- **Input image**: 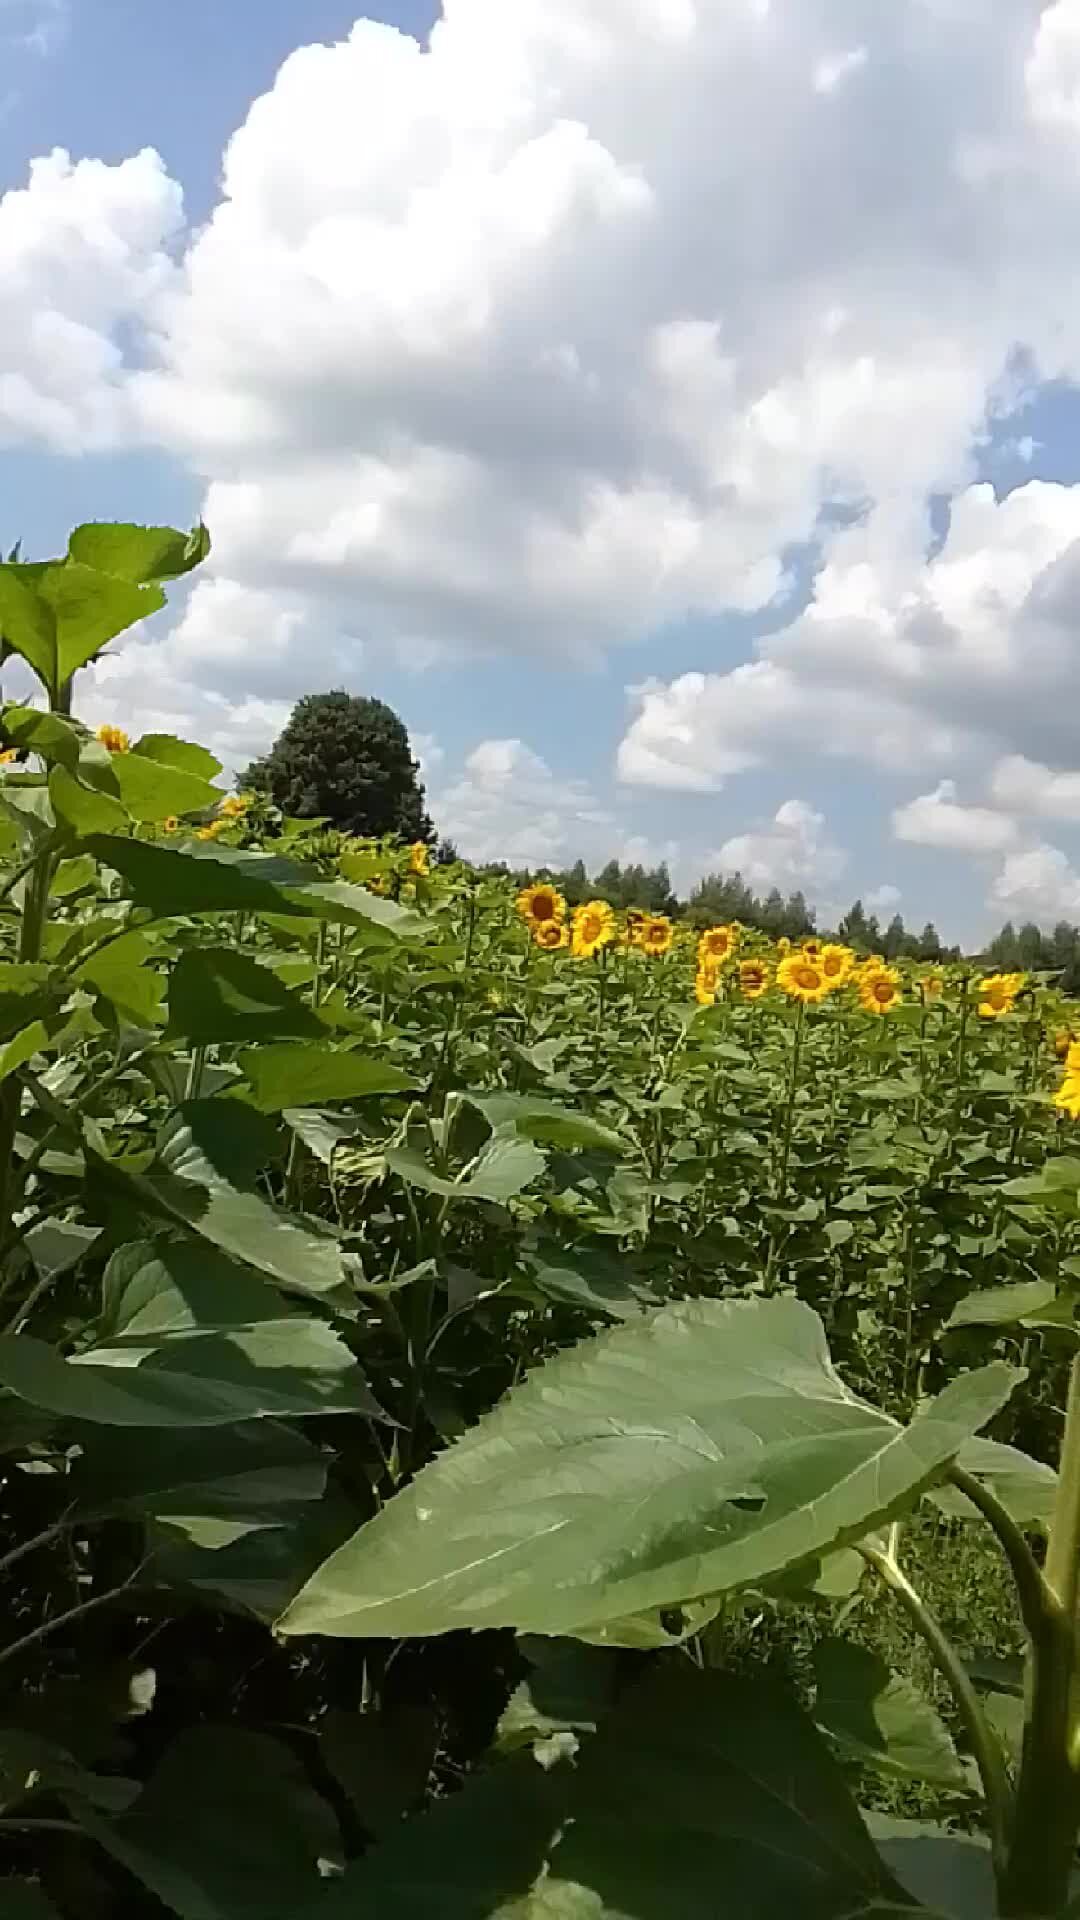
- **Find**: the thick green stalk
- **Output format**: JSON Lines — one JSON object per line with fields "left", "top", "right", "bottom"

{"left": 763, "top": 999, "right": 805, "bottom": 1292}
{"left": 0, "top": 836, "right": 56, "bottom": 1253}
{"left": 860, "top": 1539, "right": 1012, "bottom": 1875}
{"left": 998, "top": 1350, "right": 1080, "bottom": 1917}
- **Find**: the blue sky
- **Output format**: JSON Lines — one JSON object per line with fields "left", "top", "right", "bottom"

{"left": 5, "top": 0, "right": 1080, "bottom": 943}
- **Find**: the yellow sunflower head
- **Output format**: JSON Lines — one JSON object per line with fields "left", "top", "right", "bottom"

{"left": 534, "top": 920, "right": 568, "bottom": 951}
{"left": 819, "top": 944, "right": 855, "bottom": 989}
{"left": 0, "top": 748, "right": 17, "bottom": 767}
{"left": 1054, "top": 1074, "right": 1080, "bottom": 1119}
{"left": 1053, "top": 1027, "right": 1075, "bottom": 1060}
{"left": 195, "top": 818, "right": 226, "bottom": 842}
{"left": 801, "top": 939, "right": 822, "bottom": 960}
{"left": 96, "top": 723, "right": 130, "bottom": 755}
{"left": 859, "top": 966, "right": 902, "bottom": 1015}
{"left": 694, "top": 963, "right": 719, "bottom": 1006}
{"left": 920, "top": 970, "right": 945, "bottom": 1001}
{"left": 571, "top": 898, "right": 617, "bottom": 958}
{"left": 367, "top": 873, "right": 390, "bottom": 896}
{"left": 776, "top": 936, "right": 792, "bottom": 955}
{"left": 976, "top": 972, "right": 1025, "bottom": 1019}
{"left": 516, "top": 882, "right": 566, "bottom": 929}
{"left": 739, "top": 958, "right": 770, "bottom": 1000}
{"left": 698, "top": 924, "right": 737, "bottom": 966}
{"left": 218, "top": 792, "right": 250, "bottom": 819}
{"left": 639, "top": 914, "right": 674, "bottom": 957}
{"left": 1065, "top": 1040, "right": 1080, "bottom": 1079}
{"left": 409, "top": 840, "right": 430, "bottom": 875}
{"left": 776, "top": 954, "right": 830, "bottom": 1005}
{"left": 162, "top": 815, "right": 179, "bottom": 834}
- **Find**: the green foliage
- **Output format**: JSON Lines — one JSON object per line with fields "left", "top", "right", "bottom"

{"left": 2, "top": 516, "right": 1080, "bottom": 1919}
{"left": 243, "top": 689, "right": 433, "bottom": 842}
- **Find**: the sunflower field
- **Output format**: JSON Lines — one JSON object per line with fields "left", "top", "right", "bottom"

{"left": 4, "top": 525, "right": 1080, "bottom": 1918}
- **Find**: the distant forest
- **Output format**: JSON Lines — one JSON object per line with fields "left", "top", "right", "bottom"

{"left": 458, "top": 848, "right": 1080, "bottom": 987}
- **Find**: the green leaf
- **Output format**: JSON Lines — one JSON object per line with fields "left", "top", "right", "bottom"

{"left": 3, "top": 1884, "right": 61, "bottom": 1920}
{"left": 947, "top": 1280, "right": 1059, "bottom": 1329}
{"left": 73, "top": 1725, "right": 339, "bottom": 1920}
{"left": 85, "top": 835, "right": 423, "bottom": 935}
{"left": 42, "top": 560, "right": 164, "bottom": 683}
{"left": 0, "top": 1318, "right": 383, "bottom": 1426}
{"left": 97, "top": 1238, "right": 289, "bottom": 1342}
{"left": 0, "top": 1018, "right": 49, "bottom": 1082}
{"left": 3, "top": 706, "right": 81, "bottom": 768}
{"left": 384, "top": 1137, "right": 546, "bottom": 1205}
{"left": 67, "top": 521, "right": 210, "bottom": 584}
{"left": 0, "top": 961, "right": 62, "bottom": 1043}
{"left": 74, "top": 1418, "right": 327, "bottom": 1534}
{"left": 133, "top": 732, "right": 222, "bottom": 780}
{"left": 23, "top": 1218, "right": 101, "bottom": 1283}
{"left": 110, "top": 752, "right": 220, "bottom": 823}
{"left": 87, "top": 1146, "right": 350, "bottom": 1304}
{"left": 865, "top": 1814, "right": 995, "bottom": 1920}
{"left": 523, "top": 1258, "right": 654, "bottom": 1322}
{"left": 167, "top": 948, "right": 326, "bottom": 1044}
{"left": 49, "top": 763, "right": 128, "bottom": 834}
{"left": 934, "top": 1436, "right": 1057, "bottom": 1529}
{"left": 339, "top": 1670, "right": 899, "bottom": 1919}
{"left": 239, "top": 1043, "right": 415, "bottom": 1110}
{"left": 320, "top": 1706, "right": 438, "bottom": 1836}
{"left": 151, "top": 1487, "right": 357, "bottom": 1620}
{"left": 0, "top": 565, "right": 57, "bottom": 688}
{"left": 812, "top": 1637, "right": 968, "bottom": 1790}
{"left": 78, "top": 931, "right": 166, "bottom": 1026}
{"left": 495, "top": 1639, "right": 618, "bottom": 1754}
{"left": 464, "top": 1091, "right": 629, "bottom": 1155}
{"left": 279, "top": 1297, "right": 1019, "bottom": 1640}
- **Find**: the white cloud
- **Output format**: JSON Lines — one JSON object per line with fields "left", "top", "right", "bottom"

{"left": 892, "top": 778, "right": 1019, "bottom": 852}
{"left": 812, "top": 47, "right": 868, "bottom": 95}
{"left": 432, "top": 738, "right": 614, "bottom": 867}
{"left": 0, "top": 147, "right": 181, "bottom": 450}
{"left": 1, "top": 0, "right": 68, "bottom": 59}
{"left": 866, "top": 883, "right": 902, "bottom": 914}
{"left": 990, "top": 753, "right": 1080, "bottom": 822}
{"left": 711, "top": 798, "right": 847, "bottom": 893}
{"left": 989, "top": 842, "right": 1080, "bottom": 924}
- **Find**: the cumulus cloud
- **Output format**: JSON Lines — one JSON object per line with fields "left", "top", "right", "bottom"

{"left": 892, "top": 779, "right": 1019, "bottom": 853}
{"left": 711, "top": 798, "right": 847, "bottom": 893}
{"left": 989, "top": 842, "right": 1080, "bottom": 923}
{"left": 0, "top": 147, "right": 181, "bottom": 450}
{"left": 865, "top": 883, "right": 902, "bottom": 914}
{"left": 990, "top": 753, "right": 1080, "bottom": 822}
{"left": 431, "top": 738, "right": 614, "bottom": 867}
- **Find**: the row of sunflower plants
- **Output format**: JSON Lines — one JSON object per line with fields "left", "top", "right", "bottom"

{"left": 1, "top": 522, "right": 1080, "bottom": 1915}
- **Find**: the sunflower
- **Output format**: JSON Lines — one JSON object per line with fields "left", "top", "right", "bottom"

{"left": 196, "top": 819, "right": 226, "bottom": 842}
{"left": 739, "top": 957, "right": 770, "bottom": 1000}
{"left": 218, "top": 792, "right": 250, "bottom": 820}
{"left": 776, "top": 937, "right": 792, "bottom": 955}
{"left": 698, "top": 924, "right": 737, "bottom": 966}
{"left": 776, "top": 954, "right": 830, "bottom": 1005}
{"left": 0, "top": 749, "right": 17, "bottom": 767}
{"left": 859, "top": 966, "right": 902, "bottom": 1015}
{"left": 534, "top": 920, "right": 568, "bottom": 951}
{"left": 1054, "top": 1069, "right": 1080, "bottom": 1118}
{"left": 920, "top": 970, "right": 945, "bottom": 1001}
{"left": 162, "top": 815, "right": 179, "bottom": 834}
{"left": 367, "top": 874, "right": 390, "bottom": 897}
{"left": 639, "top": 914, "right": 674, "bottom": 957}
{"left": 516, "top": 882, "right": 566, "bottom": 930}
{"left": 623, "top": 907, "right": 646, "bottom": 947}
{"left": 571, "top": 899, "right": 617, "bottom": 958}
{"left": 802, "top": 939, "right": 822, "bottom": 961}
{"left": 409, "top": 840, "right": 430, "bottom": 875}
{"left": 1054, "top": 1027, "right": 1077, "bottom": 1061}
{"left": 694, "top": 963, "right": 719, "bottom": 1006}
{"left": 976, "top": 972, "right": 1025, "bottom": 1019}
{"left": 819, "top": 944, "right": 855, "bottom": 990}
{"left": 96, "top": 723, "right": 130, "bottom": 755}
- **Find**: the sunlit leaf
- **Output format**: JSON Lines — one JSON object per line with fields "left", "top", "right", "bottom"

{"left": 812, "top": 1638, "right": 968, "bottom": 1791}
{"left": 67, "top": 521, "right": 210, "bottom": 584}
{"left": 280, "top": 1297, "right": 1019, "bottom": 1640}
{"left": 239, "top": 1043, "right": 415, "bottom": 1110}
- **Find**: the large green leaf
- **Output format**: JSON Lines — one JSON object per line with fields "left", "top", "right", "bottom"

{"left": 239, "top": 1043, "right": 414, "bottom": 1110}
{"left": 320, "top": 1706, "right": 438, "bottom": 1837}
{"left": 812, "top": 1638, "right": 968, "bottom": 1791}
{"left": 86, "top": 1146, "right": 350, "bottom": 1304}
{"left": 73, "top": 1726, "right": 339, "bottom": 1920}
{"left": 110, "top": 752, "right": 220, "bottom": 823}
{"left": 133, "top": 732, "right": 222, "bottom": 780}
{"left": 49, "top": 763, "right": 128, "bottom": 834}
{"left": 67, "top": 521, "right": 210, "bottom": 584}
{"left": 73, "top": 1419, "right": 327, "bottom": 1536}
{"left": 334, "top": 1669, "right": 899, "bottom": 1919}
{"left": 159, "top": 1102, "right": 282, "bottom": 1191}
{"left": 279, "top": 1297, "right": 1019, "bottom": 1640}
{"left": 167, "top": 948, "right": 326, "bottom": 1044}
{"left": 78, "top": 930, "right": 166, "bottom": 1026}
{"left": 85, "top": 835, "right": 423, "bottom": 934}
{"left": 0, "top": 560, "right": 164, "bottom": 694}
{"left": 0, "top": 1319, "right": 382, "bottom": 1426}
{"left": 96, "top": 1238, "right": 290, "bottom": 1342}
{"left": 2, "top": 705, "right": 81, "bottom": 768}
{"left": 463, "top": 1091, "right": 630, "bottom": 1155}
{"left": 934, "top": 1436, "right": 1057, "bottom": 1529}
{"left": 865, "top": 1815, "right": 995, "bottom": 1920}
{"left": 384, "top": 1138, "right": 546, "bottom": 1205}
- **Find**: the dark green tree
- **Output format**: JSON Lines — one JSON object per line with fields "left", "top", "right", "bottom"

{"left": 244, "top": 691, "right": 433, "bottom": 842}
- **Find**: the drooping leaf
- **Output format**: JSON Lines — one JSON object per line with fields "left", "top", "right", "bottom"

{"left": 159, "top": 1102, "right": 282, "bottom": 1190}
{"left": 73, "top": 1418, "right": 327, "bottom": 1533}
{"left": 167, "top": 948, "right": 326, "bottom": 1044}
{"left": 132, "top": 732, "right": 222, "bottom": 780}
{"left": 23, "top": 1218, "right": 101, "bottom": 1283}
{"left": 239, "top": 1043, "right": 414, "bottom": 1111}
{"left": 495, "top": 1639, "right": 619, "bottom": 1754}
{"left": 946, "top": 1280, "right": 1059, "bottom": 1329}
{"left": 67, "top": 521, "right": 210, "bottom": 584}
{"left": 463, "top": 1091, "right": 630, "bottom": 1155}
{"left": 96, "top": 1238, "right": 289, "bottom": 1343}
{"left": 85, "top": 835, "right": 423, "bottom": 935}
{"left": 2, "top": 706, "right": 81, "bottom": 768}
{"left": 110, "top": 752, "right": 220, "bottom": 823}
{"left": 0, "top": 1318, "right": 382, "bottom": 1426}
{"left": 812, "top": 1638, "right": 968, "bottom": 1791}
{"left": 864, "top": 1814, "right": 995, "bottom": 1920}
{"left": 73, "top": 1725, "right": 340, "bottom": 1920}
{"left": 933, "top": 1435, "right": 1057, "bottom": 1529}
{"left": 49, "top": 764, "right": 128, "bottom": 834}
{"left": 384, "top": 1137, "right": 546, "bottom": 1206}
{"left": 279, "top": 1297, "right": 1019, "bottom": 1640}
